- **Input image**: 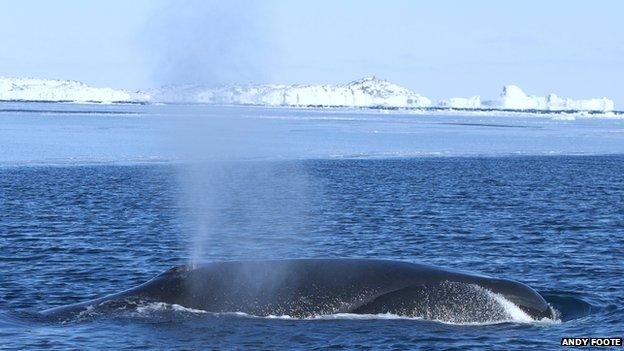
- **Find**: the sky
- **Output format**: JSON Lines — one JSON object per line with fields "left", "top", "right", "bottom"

{"left": 1, "top": 0, "right": 622, "bottom": 105}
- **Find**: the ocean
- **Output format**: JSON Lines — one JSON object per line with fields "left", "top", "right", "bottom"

{"left": 0, "top": 103, "right": 623, "bottom": 350}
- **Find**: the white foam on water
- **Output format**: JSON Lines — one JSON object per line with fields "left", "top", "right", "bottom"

{"left": 484, "top": 291, "right": 560, "bottom": 326}
{"left": 128, "top": 299, "right": 560, "bottom": 326}
{"left": 135, "top": 302, "right": 208, "bottom": 314}
{"left": 488, "top": 292, "right": 534, "bottom": 323}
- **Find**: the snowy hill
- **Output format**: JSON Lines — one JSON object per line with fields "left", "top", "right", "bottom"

{"left": 148, "top": 77, "right": 432, "bottom": 108}
{"left": 0, "top": 77, "right": 147, "bottom": 103}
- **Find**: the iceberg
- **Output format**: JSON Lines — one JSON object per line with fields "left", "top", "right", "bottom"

{"left": 482, "top": 85, "right": 614, "bottom": 112}
{"left": 149, "top": 80, "right": 615, "bottom": 112}
{"left": 148, "top": 77, "right": 432, "bottom": 108}
{"left": 0, "top": 77, "right": 147, "bottom": 103}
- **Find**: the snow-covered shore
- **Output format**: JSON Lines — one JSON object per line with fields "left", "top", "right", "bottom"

{"left": 0, "top": 76, "right": 616, "bottom": 113}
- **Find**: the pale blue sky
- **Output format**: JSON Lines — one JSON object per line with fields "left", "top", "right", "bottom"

{"left": 1, "top": 0, "right": 622, "bottom": 104}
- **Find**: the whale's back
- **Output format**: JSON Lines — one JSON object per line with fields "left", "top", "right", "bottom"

{"left": 41, "top": 259, "right": 553, "bottom": 321}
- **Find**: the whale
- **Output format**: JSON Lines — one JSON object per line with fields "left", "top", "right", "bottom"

{"left": 41, "top": 259, "right": 554, "bottom": 322}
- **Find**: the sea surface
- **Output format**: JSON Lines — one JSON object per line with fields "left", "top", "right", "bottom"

{"left": 0, "top": 103, "right": 623, "bottom": 350}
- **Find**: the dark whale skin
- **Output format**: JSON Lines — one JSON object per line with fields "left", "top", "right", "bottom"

{"left": 41, "top": 259, "right": 554, "bottom": 321}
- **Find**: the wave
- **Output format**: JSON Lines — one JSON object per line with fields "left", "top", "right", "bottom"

{"left": 541, "top": 292, "right": 595, "bottom": 322}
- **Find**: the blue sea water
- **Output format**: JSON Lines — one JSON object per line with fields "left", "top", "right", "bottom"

{"left": 0, "top": 104, "right": 623, "bottom": 350}
{"left": 1, "top": 157, "right": 623, "bottom": 350}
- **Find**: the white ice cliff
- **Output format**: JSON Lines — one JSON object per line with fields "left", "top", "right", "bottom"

{"left": 0, "top": 76, "right": 616, "bottom": 112}
{"left": 148, "top": 77, "right": 432, "bottom": 108}
{"left": 483, "top": 85, "right": 614, "bottom": 111}
{"left": 437, "top": 96, "right": 481, "bottom": 109}
{"left": 0, "top": 77, "right": 146, "bottom": 103}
